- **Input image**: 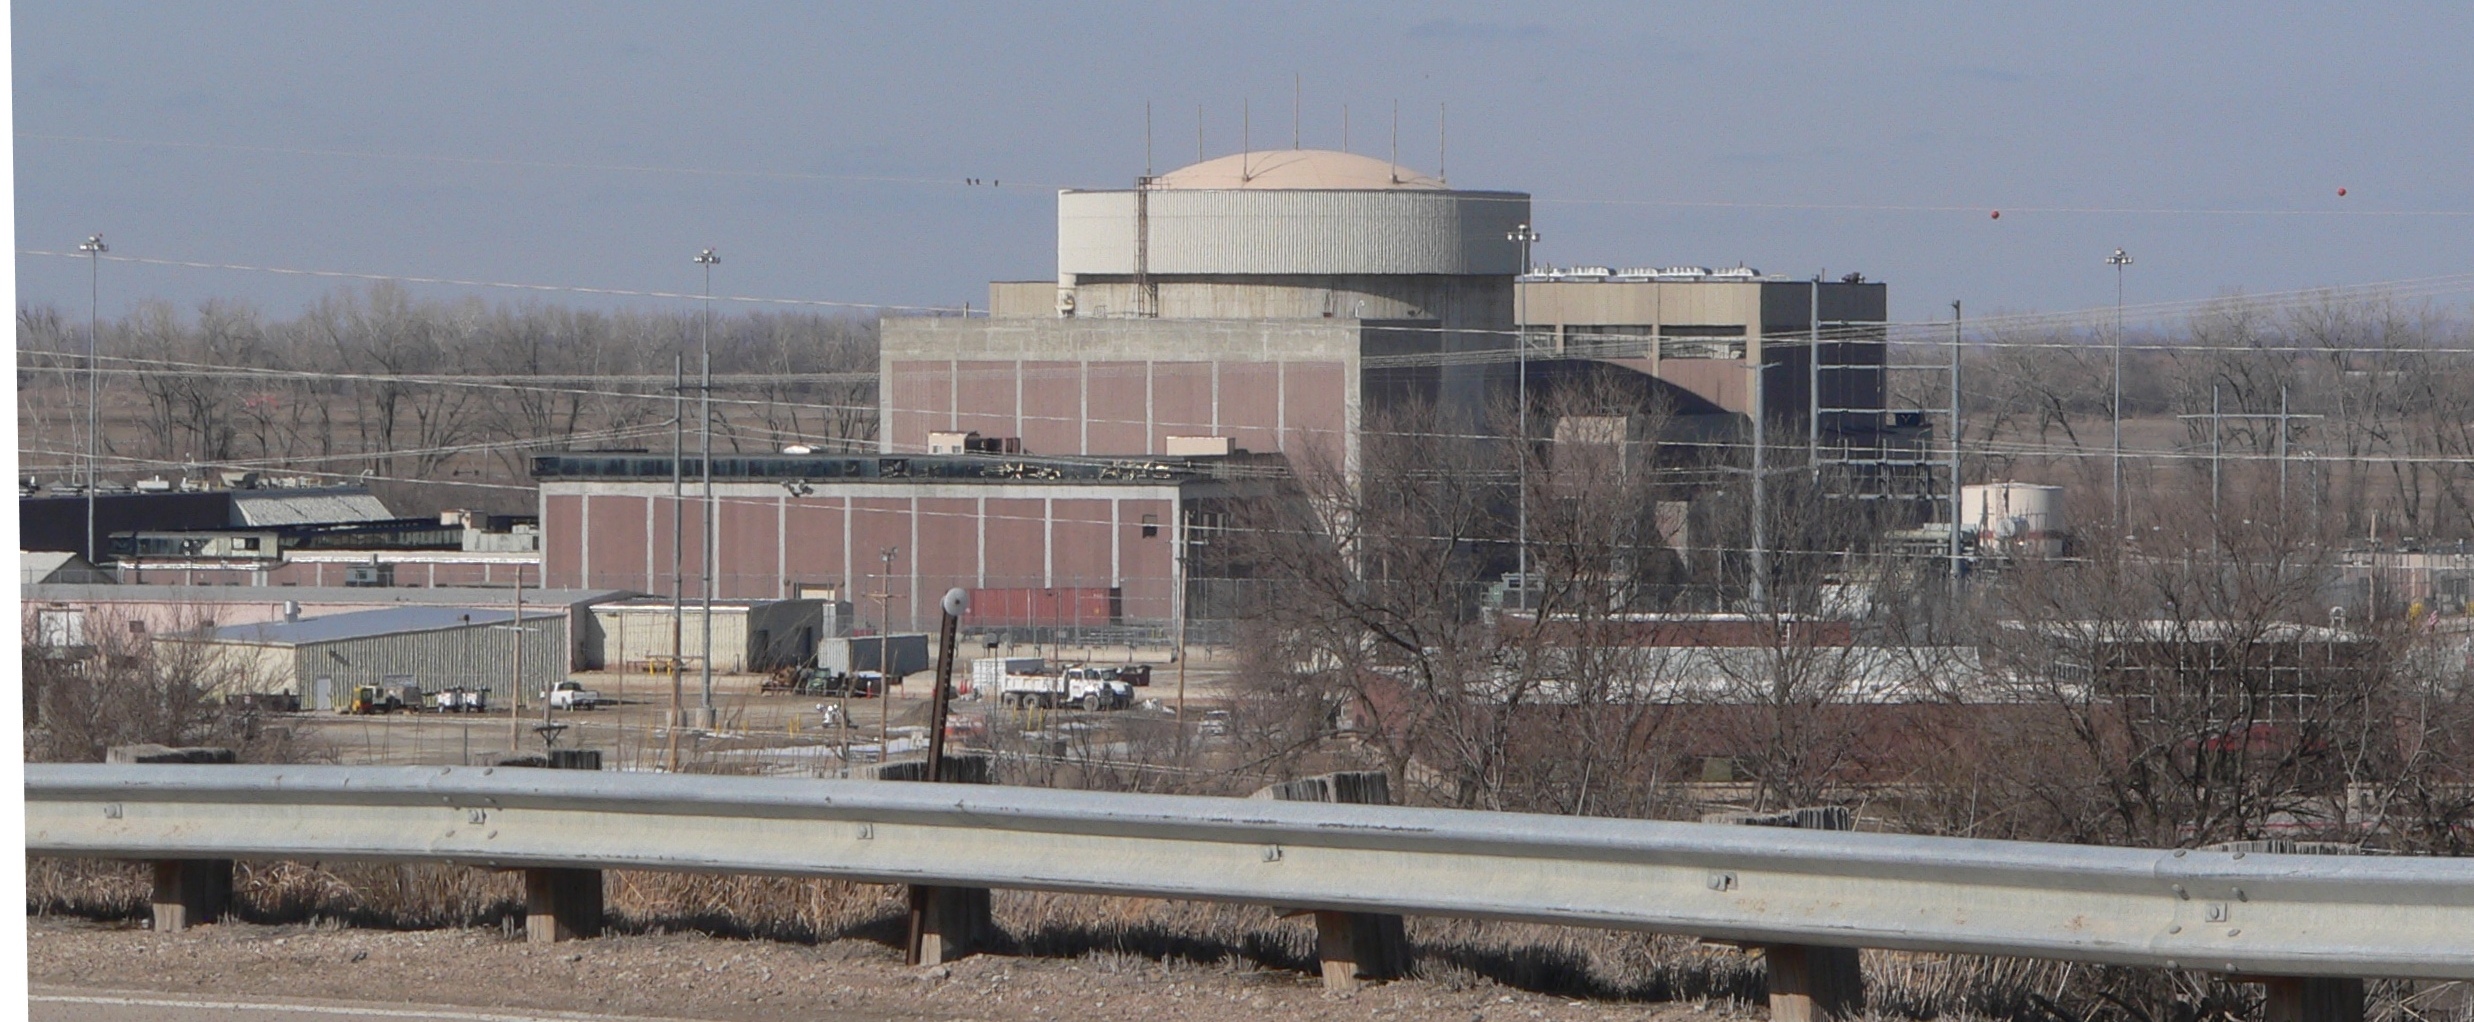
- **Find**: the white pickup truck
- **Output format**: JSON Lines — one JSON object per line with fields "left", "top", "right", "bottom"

{"left": 991, "top": 663, "right": 1134, "bottom": 711}
{"left": 544, "top": 680, "right": 602, "bottom": 710}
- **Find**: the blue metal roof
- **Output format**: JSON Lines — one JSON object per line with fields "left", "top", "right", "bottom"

{"left": 205, "top": 606, "right": 563, "bottom": 646}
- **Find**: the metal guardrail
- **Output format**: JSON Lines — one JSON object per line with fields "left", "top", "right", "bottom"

{"left": 25, "top": 764, "right": 2474, "bottom": 979}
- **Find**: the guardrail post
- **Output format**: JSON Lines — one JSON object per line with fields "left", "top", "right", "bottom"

{"left": 2205, "top": 841, "right": 2368, "bottom": 1022}
{"left": 113, "top": 746, "right": 239, "bottom": 932}
{"left": 875, "top": 752, "right": 994, "bottom": 966}
{"left": 1710, "top": 806, "right": 1864, "bottom": 1022}
{"left": 150, "top": 859, "right": 232, "bottom": 932}
{"left": 2261, "top": 977, "right": 2365, "bottom": 1022}
{"left": 1258, "top": 771, "right": 1411, "bottom": 990}
{"left": 517, "top": 751, "right": 604, "bottom": 941}
{"left": 523, "top": 867, "right": 604, "bottom": 942}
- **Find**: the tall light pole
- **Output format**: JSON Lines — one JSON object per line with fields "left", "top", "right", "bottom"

{"left": 695, "top": 247, "right": 720, "bottom": 727}
{"left": 2107, "top": 247, "right": 2133, "bottom": 530}
{"left": 878, "top": 544, "right": 898, "bottom": 760}
{"left": 668, "top": 354, "right": 685, "bottom": 768}
{"left": 79, "top": 234, "right": 107, "bottom": 564}
{"left": 1506, "top": 222, "right": 1541, "bottom": 601}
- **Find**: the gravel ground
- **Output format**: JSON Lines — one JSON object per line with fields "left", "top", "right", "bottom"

{"left": 27, "top": 916, "right": 1756, "bottom": 1022}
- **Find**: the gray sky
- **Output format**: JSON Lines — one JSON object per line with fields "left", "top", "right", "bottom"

{"left": 16, "top": 2, "right": 2474, "bottom": 326}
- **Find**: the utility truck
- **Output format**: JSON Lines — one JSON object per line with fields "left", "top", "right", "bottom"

{"left": 980, "top": 658, "right": 1134, "bottom": 711}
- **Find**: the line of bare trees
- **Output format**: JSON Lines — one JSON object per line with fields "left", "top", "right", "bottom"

{"left": 1951, "top": 293, "right": 2474, "bottom": 541}
{"left": 16, "top": 282, "right": 880, "bottom": 515}
{"left": 1207, "top": 295, "right": 2474, "bottom": 860}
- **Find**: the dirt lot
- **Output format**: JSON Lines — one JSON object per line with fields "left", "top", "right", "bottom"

{"left": 27, "top": 916, "right": 1750, "bottom": 1022}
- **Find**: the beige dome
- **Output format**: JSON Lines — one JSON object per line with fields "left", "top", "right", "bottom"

{"left": 1151, "top": 149, "right": 1444, "bottom": 190}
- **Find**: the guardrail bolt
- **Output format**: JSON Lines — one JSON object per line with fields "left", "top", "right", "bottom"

{"left": 2262, "top": 977, "right": 2364, "bottom": 1022}
{"left": 150, "top": 859, "right": 233, "bottom": 932}
{"left": 522, "top": 867, "right": 604, "bottom": 942}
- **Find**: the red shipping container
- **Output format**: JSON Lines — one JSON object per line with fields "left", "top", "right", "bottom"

{"left": 965, "top": 587, "right": 1122, "bottom": 628}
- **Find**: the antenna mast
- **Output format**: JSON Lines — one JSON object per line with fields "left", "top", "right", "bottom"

{"left": 1439, "top": 102, "right": 1447, "bottom": 184}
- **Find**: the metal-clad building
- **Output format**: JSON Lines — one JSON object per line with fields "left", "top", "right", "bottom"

{"left": 585, "top": 598, "right": 828, "bottom": 673}
{"left": 160, "top": 606, "right": 568, "bottom": 710}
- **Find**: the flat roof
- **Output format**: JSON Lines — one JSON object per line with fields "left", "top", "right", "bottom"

{"left": 25, "top": 584, "right": 634, "bottom": 606}
{"left": 192, "top": 606, "right": 567, "bottom": 646}
{"left": 530, "top": 451, "right": 1269, "bottom": 484}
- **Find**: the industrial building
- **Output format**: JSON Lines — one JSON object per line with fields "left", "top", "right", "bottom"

{"left": 1512, "top": 267, "right": 1888, "bottom": 446}
{"left": 20, "top": 584, "right": 630, "bottom": 669}
{"left": 884, "top": 148, "right": 1530, "bottom": 474}
{"left": 584, "top": 597, "right": 835, "bottom": 673}
{"left": 157, "top": 605, "right": 570, "bottom": 710}
{"left": 532, "top": 451, "right": 1269, "bottom": 631}
{"left": 531, "top": 149, "right": 1899, "bottom": 633}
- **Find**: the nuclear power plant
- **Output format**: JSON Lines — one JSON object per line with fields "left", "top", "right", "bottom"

{"left": 535, "top": 147, "right": 1896, "bottom": 631}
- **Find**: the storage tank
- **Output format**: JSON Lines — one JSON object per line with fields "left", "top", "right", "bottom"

{"left": 1963, "top": 482, "right": 2067, "bottom": 556}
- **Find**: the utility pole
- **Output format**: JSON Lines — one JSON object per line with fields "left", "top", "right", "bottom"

{"left": 695, "top": 248, "right": 720, "bottom": 729}
{"left": 1749, "top": 341, "right": 1767, "bottom": 613}
{"left": 2107, "top": 248, "right": 2133, "bottom": 530}
{"left": 1949, "top": 301, "right": 1964, "bottom": 605}
{"left": 1506, "top": 223, "right": 1541, "bottom": 601}
{"left": 879, "top": 545, "right": 898, "bottom": 762}
{"left": 1173, "top": 549, "right": 1190, "bottom": 756}
{"left": 2278, "top": 385, "right": 2290, "bottom": 515}
{"left": 2211, "top": 384, "right": 2222, "bottom": 517}
{"left": 668, "top": 355, "right": 685, "bottom": 769}
{"left": 79, "top": 234, "right": 107, "bottom": 565}
{"left": 507, "top": 568, "right": 525, "bottom": 749}
{"left": 1808, "top": 279, "right": 1822, "bottom": 479}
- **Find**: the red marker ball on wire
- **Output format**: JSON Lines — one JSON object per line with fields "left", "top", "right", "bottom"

{"left": 1990, "top": 210, "right": 2001, "bottom": 219}
{"left": 2337, "top": 187, "right": 2348, "bottom": 197}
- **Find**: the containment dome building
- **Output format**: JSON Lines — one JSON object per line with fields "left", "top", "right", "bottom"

{"left": 1050, "top": 149, "right": 1529, "bottom": 325}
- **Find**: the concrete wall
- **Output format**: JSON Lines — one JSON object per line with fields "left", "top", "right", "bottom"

{"left": 542, "top": 481, "right": 1188, "bottom": 630}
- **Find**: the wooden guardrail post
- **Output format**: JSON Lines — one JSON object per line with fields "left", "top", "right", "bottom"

{"left": 522, "top": 867, "right": 604, "bottom": 942}
{"left": 1258, "top": 771, "right": 1411, "bottom": 990}
{"left": 2211, "top": 840, "right": 2368, "bottom": 1022}
{"left": 517, "top": 749, "right": 603, "bottom": 941}
{"left": 900, "top": 597, "right": 993, "bottom": 968}
{"left": 873, "top": 753, "right": 995, "bottom": 966}
{"left": 113, "top": 746, "right": 238, "bottom": 931}
{"left": 2262, "top": 977, "right": 2365, "bottom": 1022}
{"left": 1709, "top": 806, "right": 1864, "bottom": 1022}
{"left": 150, "top": 859, "right": 233, "bottom": 932}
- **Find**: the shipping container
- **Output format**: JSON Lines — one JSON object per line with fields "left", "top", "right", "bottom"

{"left": 964, "top": 587, "right": 1122, "bottom": 629}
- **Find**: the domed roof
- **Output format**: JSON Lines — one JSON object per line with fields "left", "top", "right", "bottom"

{"left": 1150, "top": 149, "right": 1446, "bottom": 191}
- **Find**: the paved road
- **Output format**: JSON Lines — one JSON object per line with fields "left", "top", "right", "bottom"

{"left": 30, "top": 992, "right": 709, "bottom": 1022}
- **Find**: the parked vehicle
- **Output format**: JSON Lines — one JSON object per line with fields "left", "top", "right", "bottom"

{"left": 341, "top": 684, "right": 408, "bottom": 715}
{"left": 994, "top": 663, "right": 1134, "bottom": 711}
{"left": 774, "top": 667, "right": 880, "bottom": 698}
{"left": 969, "top": 657, "right": 1046, "bottom": 697}
{"left": 544, "top": 680, "right": 602, "bottom": 710}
